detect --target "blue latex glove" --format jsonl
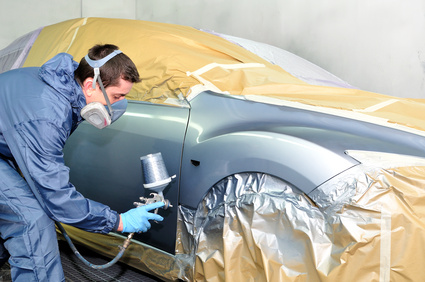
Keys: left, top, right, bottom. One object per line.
{"left": 121, "top": 201, "right": 165, "bottom": 233}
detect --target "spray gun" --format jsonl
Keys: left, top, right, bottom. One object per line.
{"left": 119, "top": 152, "right": 175, "bottom": 254}
{"left": 135, "top": 152, "right": 175, "bottom": 212}
{"left": 57, "top": 152, "right": 174, "bottom": 269}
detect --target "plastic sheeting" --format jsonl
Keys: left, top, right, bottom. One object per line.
{"left": 187, "top": 154, "right": 425, "bottom": 281}
{"left": 21, "top": 17, "right": 425, "bottom": 135}
{"left": 205, "top": 30, "right": 356, "bottom": 89}
{"left": 61, "top": 151, "right": 425, "bottom": 281}
{"left": 0, "top": 28, "right": 42, "bottom": 74}
{"left": 23, "top": 17, "right": 302, "bottom": 104}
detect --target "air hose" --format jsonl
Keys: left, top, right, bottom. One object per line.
{"left": 56, "top": 193, "right": 171, "bottom": 269}
{"left": 56, "top": 221, "right": 134, "bottom": 269}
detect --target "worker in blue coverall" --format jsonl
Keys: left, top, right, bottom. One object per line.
{"left": 0, "top": 44, "right": 164, "bottom": 281}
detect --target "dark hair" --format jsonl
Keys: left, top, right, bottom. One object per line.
{"left": 74, "top": 44, "right": 140, "bottom": 87}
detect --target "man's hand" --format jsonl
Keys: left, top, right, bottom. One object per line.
{"left": 119, "top": 201, "right": 165, "bottom": 233}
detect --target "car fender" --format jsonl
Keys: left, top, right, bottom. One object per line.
{"left": 179, "top": 130, "right": 358, "bottom": 208}
{"left": 179, "top": 91, "right": 425, "bottom": 208}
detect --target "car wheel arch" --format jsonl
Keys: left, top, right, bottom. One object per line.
{"left": 186, "top": 172, "right": 322, "bottom": 281}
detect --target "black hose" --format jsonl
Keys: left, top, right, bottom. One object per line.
{"left": 56, "top": 222, "right": 133, "bottom": 269}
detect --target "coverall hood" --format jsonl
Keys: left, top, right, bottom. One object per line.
{"left": 38, "top": 53, "right": 86, "bottom": 125}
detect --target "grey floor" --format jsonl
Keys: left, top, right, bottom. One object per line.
{"left": 0, "top": 241, "right": 162, "bottom": 282}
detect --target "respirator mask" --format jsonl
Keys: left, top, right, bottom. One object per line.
{"left": 80, "top": 50, "right": 128, "bottom": 129}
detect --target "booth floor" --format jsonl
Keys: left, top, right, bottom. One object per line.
{"left": 0, "top": 241, "right": 161, "bottom": 282}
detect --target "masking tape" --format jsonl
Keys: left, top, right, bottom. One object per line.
{"left": 354, "top": 99, "right": 399, "bottom": 113}
{"left": 380, "top": 207, "right": 391, "bottom": 282}
{"left": 186, "top": 63, "right": 265, "bottom": 100}
{"left": 245, "top": 95, "right": 425, "bottom": 138}
{"left": 65, "top": 17, "right": 88, "bottom": 53}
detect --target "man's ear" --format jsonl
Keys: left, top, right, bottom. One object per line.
{"left": 82, "top": 78, "right": 96, "bottom": 96}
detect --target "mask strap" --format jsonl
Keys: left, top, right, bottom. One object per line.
{"left": 85, "top": 50, "right": 122, "bottom": 116}
{"left": 97, "top": 75, "right": 113, "bottom": 115}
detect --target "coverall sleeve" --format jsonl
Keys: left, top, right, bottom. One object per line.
{"left": 11, "top": 119, "right": 118, "bottom": 234}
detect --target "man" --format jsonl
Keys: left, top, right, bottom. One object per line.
{"left": 0, "top": 44, "right": 164, "bottom": 281}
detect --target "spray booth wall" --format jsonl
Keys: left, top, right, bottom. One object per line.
{"left": 0, "top": 0, "right": 424, "bottom": 99}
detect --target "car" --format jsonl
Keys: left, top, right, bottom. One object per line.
{"left": 1, "top": 17, "right": 425, "bottom": 281}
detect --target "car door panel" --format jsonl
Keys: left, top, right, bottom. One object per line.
{"left": 63, "top": 101, "right": 189, "bottom": 254}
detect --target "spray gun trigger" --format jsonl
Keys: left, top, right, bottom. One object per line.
{"left": 133, "top": 192, "right": 171, "bottom": 215}
{"left": 133, "top": 192, "right": 172, "bottom": 224}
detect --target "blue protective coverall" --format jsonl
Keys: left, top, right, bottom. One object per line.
{"left": 0, "top": 53, "right": 119, "bottom": 281}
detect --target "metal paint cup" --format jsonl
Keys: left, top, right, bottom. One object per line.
{"left": 140, "top": 152, "right": 173, "bottom": 192}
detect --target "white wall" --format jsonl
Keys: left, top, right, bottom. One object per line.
{"left": 1, "top": 0, "right": 424, "bottom": 99}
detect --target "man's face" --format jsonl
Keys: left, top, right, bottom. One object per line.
{"left": 83, "top": 77, "right": 133, "bottom": 105}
